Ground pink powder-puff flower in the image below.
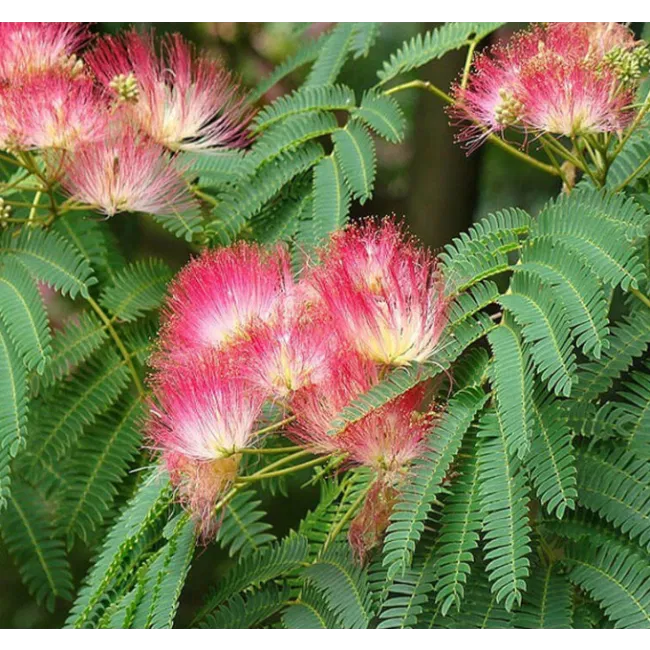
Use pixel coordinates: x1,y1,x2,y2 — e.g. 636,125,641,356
148,352,266,537
155,243,291,367
450,23,642,149
60,124,195,217
348,480,398,561
86,30,253,152
518,59,634,137
450,48,525,150
239,295,339,400
289,351,379,457
290,350,434,558
546,22,637,62
290,351,430,473
0,22,90,81
9,72,108,152
338,383,431,473
311,219,448,367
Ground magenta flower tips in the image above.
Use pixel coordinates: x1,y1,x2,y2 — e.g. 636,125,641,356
149,353,266,538
148,219,447,547
450,22,644,150
155,243,293,368
60,125,195,217
310,219,448,367
0,23,90,81
87,30,253,152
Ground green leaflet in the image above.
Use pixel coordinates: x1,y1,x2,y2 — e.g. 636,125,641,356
0,322,28,505
0,228,97,298
332,121,376,204
311,154,351,244
564,538,650,628
0,257,51,373
477,407,532,612
383,386,489,579
99,258,172,322
0,481,74,612
377,22,505,84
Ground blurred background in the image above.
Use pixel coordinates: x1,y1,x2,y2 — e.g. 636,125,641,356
0,22,565,628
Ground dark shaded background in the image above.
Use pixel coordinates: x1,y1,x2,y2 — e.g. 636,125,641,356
0,22,561,628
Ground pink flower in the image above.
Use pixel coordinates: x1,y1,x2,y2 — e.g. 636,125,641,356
148,351,266,537
8,72,108,152
451,22,641,149
348,480,398,561
290,351,430,473
289,351,379,457
310,219,448,367
449,37,535,149
518,58,633,137
155,242,291,367
87,30,252,151
338,383,430,473
238,295,339,399
0,22,89,81
60,124,195,216
546,22,636,62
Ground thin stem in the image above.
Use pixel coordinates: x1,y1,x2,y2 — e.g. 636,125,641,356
252,415,296,437
28,190,42,224
540,135,585,170
385,80,559,177
461,39,477,90
384,79,453,103
236,455,330,483
237,445,303,456
611,90,650,160
571,136,600,187
192,187,219,208
613,152,650,192
249,448,312,476
86,295,146,398
631,287,650,310
322,482,372,551
0,152,23,168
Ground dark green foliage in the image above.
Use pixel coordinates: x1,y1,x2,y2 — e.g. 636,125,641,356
332,121,376,204
354,91,406,143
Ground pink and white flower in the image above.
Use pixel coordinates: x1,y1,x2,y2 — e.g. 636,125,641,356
451,22,642,149
155,242,291,367
239,295,338,399
60,124,195,216
87,30,252,151
310,219,448,367
0,22,89,81
148,351,266,537
518,58,633,137
8,72,108,152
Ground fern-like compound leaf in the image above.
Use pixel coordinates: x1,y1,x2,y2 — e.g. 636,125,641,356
332,121,376,204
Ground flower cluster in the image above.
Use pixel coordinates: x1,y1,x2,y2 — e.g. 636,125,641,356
451,22,647,150
148,219,448,552
0,23,251,216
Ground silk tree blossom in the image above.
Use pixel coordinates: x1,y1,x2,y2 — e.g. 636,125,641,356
546,22,636,62
451,22,643,149
311,219,448,367
60,125,195,217
8,72,109,152
290,350,433,557
239,297,339,399
290,351,430,473
148,352,266,537
0,22,89,81
87,30,253,151
518,59,633,137
155,243,291,368
289,351,379,457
